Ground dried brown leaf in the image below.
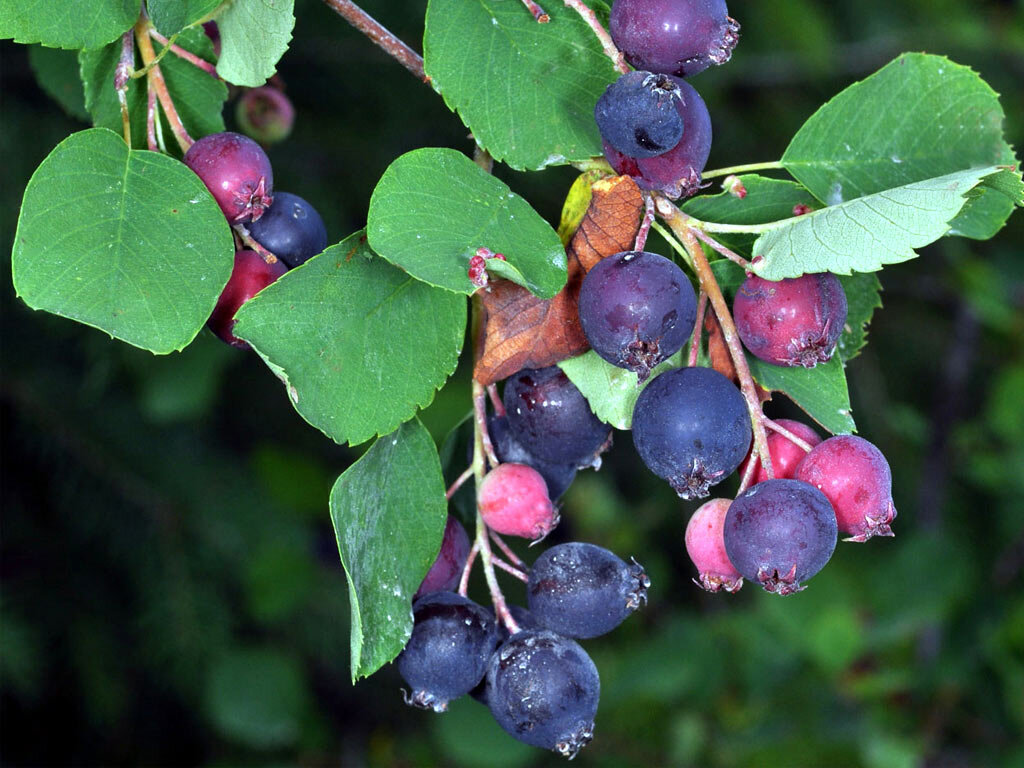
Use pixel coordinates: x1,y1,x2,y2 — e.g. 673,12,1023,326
474,176,644,386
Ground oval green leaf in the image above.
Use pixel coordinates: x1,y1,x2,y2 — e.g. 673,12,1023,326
233,233,467,447
367,148,567,298
1,0,137,50
424,0,619,170
11,128,234,354
215,0,295,86
329,418,447,681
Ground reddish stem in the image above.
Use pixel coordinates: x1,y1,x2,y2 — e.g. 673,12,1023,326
491,556,529,582
521,0,550,22
457,540,480,596
634,193,655,251
149,28,220,78
474,384,500,469
490,530,526,569
764,418,815,453
562,0,629,74
115,30,134,145
691,227,751,270
135,19,193,152
446,466,474,500
233,223,281,265
487,384,505,417
146,87,158,152
322,0,427,82
688,290,707,368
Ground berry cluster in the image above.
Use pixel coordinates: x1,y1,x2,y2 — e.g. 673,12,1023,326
398,367,648,758
593,0,737,198
183,131,328,349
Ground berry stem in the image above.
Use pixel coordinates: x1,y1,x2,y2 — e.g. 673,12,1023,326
655,196,775,481
233,223,281,265
487,384,505,417
688,290,707,368
736,444,760,495
446,465,474,500
562,0,630,74
473,381,500,469
321,0,428,83
148,28,220,78
473,144,494,174
491,555,529,582
134,17,193,153
146,86,158,152
690,227,751,270
701,160,785,180
650,220,694,273
490,530,527,569
634,193,655,251
457,540,480,597
114,30,135,146
520,0,550,23
764,418,815,453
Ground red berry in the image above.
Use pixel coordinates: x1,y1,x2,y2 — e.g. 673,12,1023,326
416,515,471,598
236,87,295,146
733,272,848,368
685,498,742,593
739,419,822,484
184,131,274,223
794,435,897,542
208,250,287,349
479,463,559,541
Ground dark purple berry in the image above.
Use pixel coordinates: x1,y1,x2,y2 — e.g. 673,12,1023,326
485,630,600,758
723,479,838,595
247,191,328,268
578,250,697,381
397,591,497,712
208,250,287,350
415,515,471,598
794,435,897,542
489,415,577,500
631,366,751,498
183,131,274,223
503,367,611,468
236,86,295,146
733,273,848,368
527,542,649,639
603,77,712,199
610,0,740,78
594,71,684,158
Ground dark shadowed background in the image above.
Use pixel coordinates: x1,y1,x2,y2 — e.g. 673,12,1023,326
2,0,1023,765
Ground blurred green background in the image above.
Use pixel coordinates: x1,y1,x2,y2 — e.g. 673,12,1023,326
2,0,1023,765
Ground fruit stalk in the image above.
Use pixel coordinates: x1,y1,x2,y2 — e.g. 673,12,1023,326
148,28,220,78
134,17,193,153
687,290,707,367
655,196,775,480
322,0,428,82
114,30,134,145
690,227,751,270
563,0,630,74
763,418,815,453
520,0,551,23
232,223,280,265
700,160,784,180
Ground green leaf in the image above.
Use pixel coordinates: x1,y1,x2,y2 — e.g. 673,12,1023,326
837,272,882,362
782,53,1019,240
80,26,226,151
148,0,222,37
559,350,682,430
329,418,447,681
1,0,137,50
11,128,234,353
748,355,855,435
233,233,467,447
423,0,618,170
367,148,567,298
215,0,294,87
749,166,1013,280
28,45,88,121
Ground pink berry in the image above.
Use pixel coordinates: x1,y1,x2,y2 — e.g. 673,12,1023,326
415,515,471,598
739,419,822,485
208,250,287,349
733,272,848,368
478,463,559,541
685,498,742,593
183,131,274,223
236,87,295,146
794,435,897,542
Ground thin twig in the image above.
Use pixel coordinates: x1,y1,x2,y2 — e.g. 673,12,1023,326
688,290,707,367
701,160,785,180
474,383,500,469
114,30,135,145
233,223,280,265
656,196,774,481
146,87,158,152
487,384,505,417
457,540,480,597
321,0,427,82
563,0,629,73
149,28,220,78
491,555,529,582
446,466,474,500
135,18,193,152
764,418,815,453
691,227,751,271
520,0,550,22
490,530,526,569
736,446,760,495
634,193,655,251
